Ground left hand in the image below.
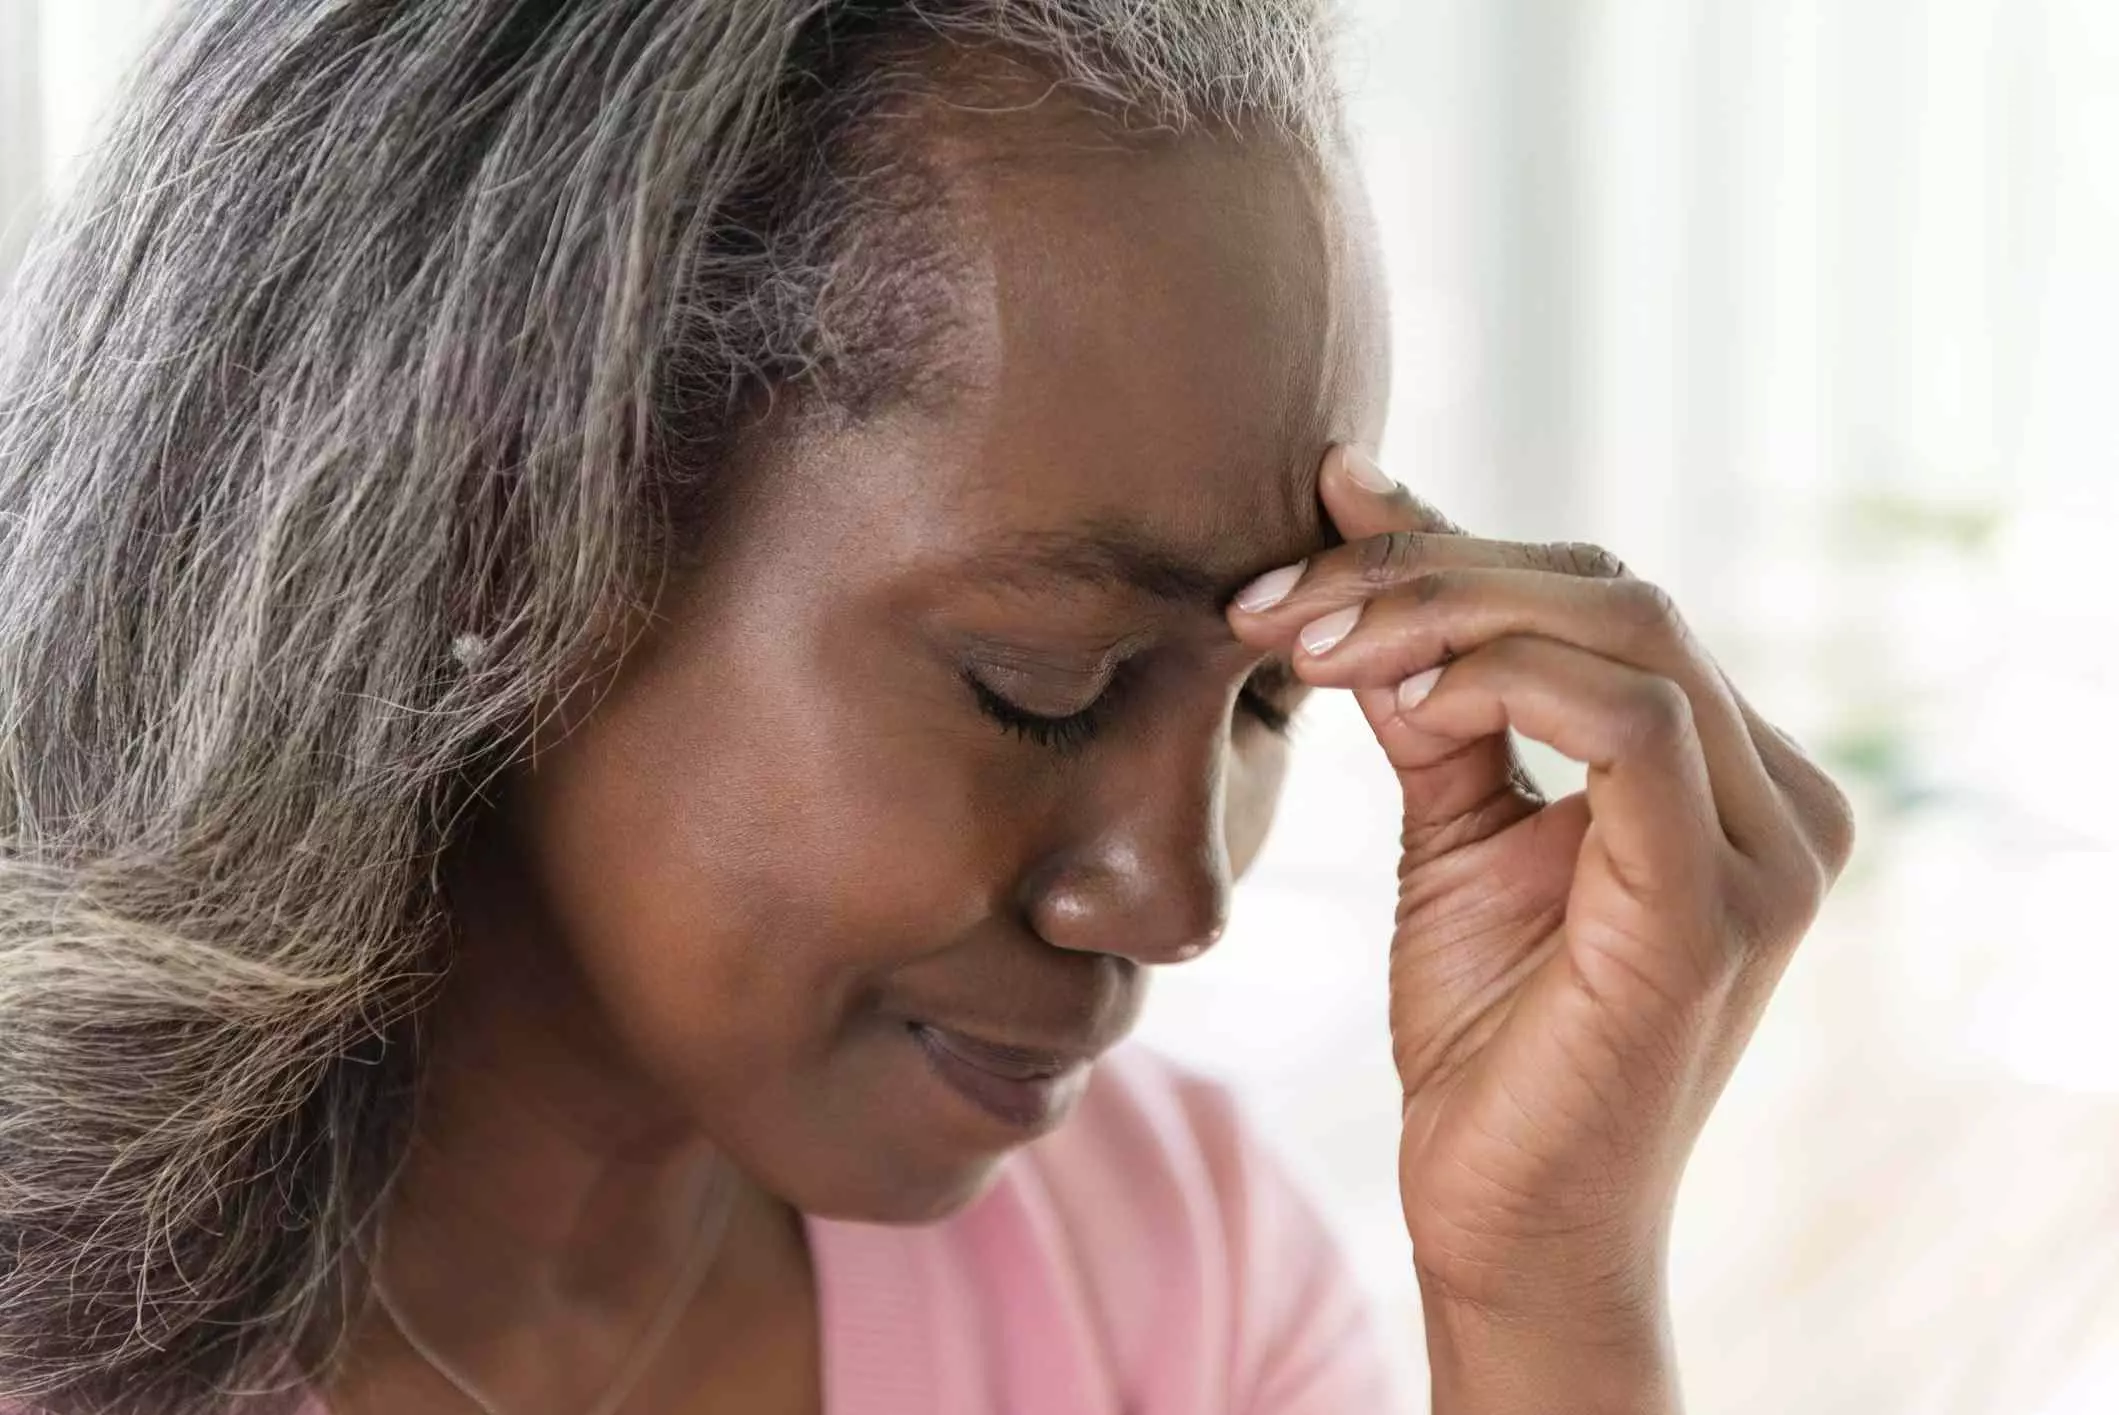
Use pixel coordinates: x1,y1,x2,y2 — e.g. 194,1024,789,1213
1228,445,1856,1341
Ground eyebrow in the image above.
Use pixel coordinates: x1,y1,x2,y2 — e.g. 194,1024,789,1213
954,524,1254,611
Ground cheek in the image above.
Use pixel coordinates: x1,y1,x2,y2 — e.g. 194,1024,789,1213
505,632,1064,1216
1225,734,1291,878
514,684,1002,1073
502,596,1043,1099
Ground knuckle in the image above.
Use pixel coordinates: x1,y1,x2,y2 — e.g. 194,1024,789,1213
1547,540,1628,580
1620,674,1694,749
1358,530,1420,587
1804,770,1859,878
1745,784,1854,944
1772,848,1833,943
1764,729,1860,881
1614,578,1683,639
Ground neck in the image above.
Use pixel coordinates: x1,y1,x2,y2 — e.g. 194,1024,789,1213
322,849,813,1412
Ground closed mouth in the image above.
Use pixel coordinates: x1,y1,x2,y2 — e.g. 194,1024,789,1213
907,1023,1081,1081
905,1021,1093,1132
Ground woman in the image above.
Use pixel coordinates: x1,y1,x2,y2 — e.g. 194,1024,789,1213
0,1,1854,1412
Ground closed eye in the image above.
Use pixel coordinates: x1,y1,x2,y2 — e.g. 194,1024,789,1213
965,671,1112,753
966,659,1299,754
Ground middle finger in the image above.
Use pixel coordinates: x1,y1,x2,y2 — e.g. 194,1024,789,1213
1235,558,1786,860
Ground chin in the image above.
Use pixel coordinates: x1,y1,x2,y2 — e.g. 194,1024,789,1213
729,1017,1106,1224
767,1063,1095,1225
776,1142,1013,1227
861,1153,1016,1225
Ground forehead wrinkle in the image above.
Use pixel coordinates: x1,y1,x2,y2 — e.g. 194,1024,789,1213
950,525,1215,607
1270,449,1333,559
950,520,1287,612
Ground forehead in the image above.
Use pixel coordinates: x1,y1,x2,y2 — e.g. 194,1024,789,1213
878,106,1391,586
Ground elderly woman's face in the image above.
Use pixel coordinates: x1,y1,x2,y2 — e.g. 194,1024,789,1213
500,120,1389,1222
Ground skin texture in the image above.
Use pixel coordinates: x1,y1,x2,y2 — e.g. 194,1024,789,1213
327,106,1387,1415
329,75,1854,1415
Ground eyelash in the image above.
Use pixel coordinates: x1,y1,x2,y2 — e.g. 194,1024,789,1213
965,663,1294,753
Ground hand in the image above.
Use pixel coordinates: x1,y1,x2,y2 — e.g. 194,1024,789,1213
1228,446,1855,1394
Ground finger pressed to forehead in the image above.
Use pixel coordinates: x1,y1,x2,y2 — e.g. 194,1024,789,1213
1314,443,1466,541
1267,563,1787,854
1227,530,1630,633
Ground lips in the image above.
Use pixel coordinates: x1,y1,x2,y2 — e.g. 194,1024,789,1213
914,1025,1079,1081
908,1022,1093,1131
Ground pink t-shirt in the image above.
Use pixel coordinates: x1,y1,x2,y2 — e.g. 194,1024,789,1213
791,1047,1400,1415
301,1048,1397,1414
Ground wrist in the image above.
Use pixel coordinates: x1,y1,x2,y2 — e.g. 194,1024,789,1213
1418,1270,1681,1415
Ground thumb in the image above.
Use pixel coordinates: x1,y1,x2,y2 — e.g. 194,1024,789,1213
1316,443,1463,542
1355,684,1541,872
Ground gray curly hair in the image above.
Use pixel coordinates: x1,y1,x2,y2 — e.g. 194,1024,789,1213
0,1,1340,1410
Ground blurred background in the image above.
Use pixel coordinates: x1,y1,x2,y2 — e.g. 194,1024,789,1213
4,1,2116,1411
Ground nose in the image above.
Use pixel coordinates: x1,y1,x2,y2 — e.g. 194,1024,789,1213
1021,727,1234,966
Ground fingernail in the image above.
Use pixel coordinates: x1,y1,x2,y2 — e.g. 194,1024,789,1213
1342,446,1400,496
1234,561,1306,612
1396,666,1443,712
1298,604,1363,656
